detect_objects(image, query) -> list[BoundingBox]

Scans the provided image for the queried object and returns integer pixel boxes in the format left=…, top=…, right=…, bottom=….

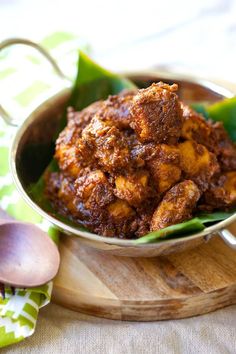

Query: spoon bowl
left=0, top=219, right=60, bottom=288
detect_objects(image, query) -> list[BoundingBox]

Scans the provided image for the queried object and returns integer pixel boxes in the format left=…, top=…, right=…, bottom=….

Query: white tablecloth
left=1, top=303, right=236, bottom=354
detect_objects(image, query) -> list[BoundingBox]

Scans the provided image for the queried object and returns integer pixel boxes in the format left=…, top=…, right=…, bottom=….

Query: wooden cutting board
left=52, top=231, right=236, bottom=321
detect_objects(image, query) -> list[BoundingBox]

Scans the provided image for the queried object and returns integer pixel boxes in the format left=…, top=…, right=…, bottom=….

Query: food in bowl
left=44, top=82, right=236, bottom=239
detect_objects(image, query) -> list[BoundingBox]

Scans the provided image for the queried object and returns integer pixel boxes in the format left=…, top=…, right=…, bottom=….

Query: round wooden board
left=52, top=228, right=236, bottom=321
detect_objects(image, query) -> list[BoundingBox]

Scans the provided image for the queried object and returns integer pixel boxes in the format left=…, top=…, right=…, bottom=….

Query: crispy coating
left=55, top=138, right=94, bottom=178
left=181, top=103, right=218, bottom=153
left=99, top=90, right=135, bottom=129
left=213, top=122, right=236, bottom=171
left=130, top=82, right=183, bottom=143
left=46, top=81, right=236, bottom=239
left=181, top=105, right=236, bottom=171
left=75, top=169, right=115, bottom=210
left=96, top=199, right=137, bottom=238
left=107, top=199, right=135, bottom=219
left=67, top=101, right=104, bottom=131
left=150, top=180, right=200, bottom=231
left=114, top=170, right=153, bottom=207
left=179, top=140, right=219, bottom=191
left=54, top=102, right=102, bottom=177
left=45, top=172, right=81, bottom=218
left=201, top=171, right=236, bottom=210
left=147, top=144, right=181, bottom=193
left=46, top=170, right=138, bottom=238
left=82, top=115, right=131, bottom=173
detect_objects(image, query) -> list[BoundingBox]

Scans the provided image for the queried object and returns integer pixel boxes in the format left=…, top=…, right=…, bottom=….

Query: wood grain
left=52, top=234, right=236, bottom=321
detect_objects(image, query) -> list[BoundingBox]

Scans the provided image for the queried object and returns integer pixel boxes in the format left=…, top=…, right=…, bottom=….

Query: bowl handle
left=0, top=38, right=70, bottom=126
left=218, top=229, right=236, bottom=249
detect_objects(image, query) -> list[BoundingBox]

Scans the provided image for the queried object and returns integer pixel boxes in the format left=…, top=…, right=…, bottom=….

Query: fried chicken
left=213, top=122, right=236, bottom=171
left=114, top=169, right=153, bottom=207
left=82, top=115, right=131, bottom=173
left=150, top=180, right=200, bottom=231
left=147, top=144, right=181, bottom=194
left=181, top=103, right=219, bottom=154
left=54, top=102, right=102, bottom=177
left=130, top=82, right=183, bottom=143
left=99, top=90, right=135, bottom=129
left=200, top=171, right=236, bottom=211
left=178, top=140, right=219, bottom=191
left=45, top=82, right=236, bottom=238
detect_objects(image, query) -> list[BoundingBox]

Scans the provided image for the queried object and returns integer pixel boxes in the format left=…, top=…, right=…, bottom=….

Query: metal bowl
left=10, top=75, right=236, bottom=256
left=2, top=39, right=236, bottom=257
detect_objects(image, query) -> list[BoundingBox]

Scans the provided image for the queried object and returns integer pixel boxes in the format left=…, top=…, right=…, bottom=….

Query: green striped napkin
left=0, top=32, right=88, bottom=348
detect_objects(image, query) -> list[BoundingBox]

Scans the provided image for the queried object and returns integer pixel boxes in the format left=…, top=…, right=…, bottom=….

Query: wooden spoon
left=0, top=209, right=60, bottom=289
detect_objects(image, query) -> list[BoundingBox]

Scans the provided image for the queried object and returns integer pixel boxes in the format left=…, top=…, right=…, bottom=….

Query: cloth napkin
left=0, top=32, right=88, bottom=348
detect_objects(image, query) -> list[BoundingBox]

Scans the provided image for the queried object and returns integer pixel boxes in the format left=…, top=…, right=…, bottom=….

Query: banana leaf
left=208, top=97, right=236, bottom=141
left=29, top=51, right=236, bottom=243
left=135, top=211, right=236, bottom=244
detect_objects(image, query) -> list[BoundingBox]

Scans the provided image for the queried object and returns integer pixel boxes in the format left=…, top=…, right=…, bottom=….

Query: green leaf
left=135, top=209, right=236, bottom=244
left=191, top=103, right=210, bottom=119
left=135, top=218, right=205, bottom=244
left=197, top=210, right=236, bottom=223
left=29, top=160, right=59, bottom=213
left=58, top=50, right=136, bottom=130
left=192, top=97, right=236, bottom=142
left=207, top=97, right=236, bottom=141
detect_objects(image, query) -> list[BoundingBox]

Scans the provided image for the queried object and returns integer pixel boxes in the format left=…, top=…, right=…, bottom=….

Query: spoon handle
left=0, top=283, right=16, bottom=299
left=0, top=283, right=5, bottom=298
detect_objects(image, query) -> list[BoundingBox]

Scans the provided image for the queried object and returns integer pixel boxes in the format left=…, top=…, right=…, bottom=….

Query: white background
left=0, top=0, right=236, bottom=82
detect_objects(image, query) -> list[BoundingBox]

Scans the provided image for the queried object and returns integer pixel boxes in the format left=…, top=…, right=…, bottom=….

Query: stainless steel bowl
left=2, top=39, right=236, bottom=257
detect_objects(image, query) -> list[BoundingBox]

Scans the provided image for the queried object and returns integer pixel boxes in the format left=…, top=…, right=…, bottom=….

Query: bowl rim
left=10, top=70, right=236, bottom=247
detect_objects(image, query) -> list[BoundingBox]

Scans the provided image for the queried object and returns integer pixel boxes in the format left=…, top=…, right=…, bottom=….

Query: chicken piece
left=114, top=170, right=153, bottom=207
left=179, top=140, right=219, bottom=191
left=150, top=180, right=201, bottom=231
left=45, top=171, right=136, bottom=238
left=57, top=176, right=79, bottom=216
left=82, top=115, right=131, bottom=173
left=130, top=82, right=183, bottom=143
left=55, top=138, right=94, bottom=178
left=108, top=199, right=135, bottom=219
left=213, top=122, right=236, bottom=171
left=67, top=101, right=104, bottom=131
left=54, top=102, right=102, bottom=177
left=134, top=208, right=155, bottom=237
left=45, top=172, right=81, bottom=218
left=147, top=144, right=181, bottom=193
left=55, top=144, right=79, bottom=177
left=181, top=104, right=236, bottom=170
left=201, top=171, right=236, bottom=210
left=75, top=169, right=115, bottom=210
left=181, top=103, right=218, bottom=153
left=99, top=90, right=135, bottom=129
left=74, top=170, right=141, bottom=237
left=129, top=135, right=157, bottom=168
left=55, top=119, right=82, bottom=177
left=87, top=198, right=137, bottom=238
